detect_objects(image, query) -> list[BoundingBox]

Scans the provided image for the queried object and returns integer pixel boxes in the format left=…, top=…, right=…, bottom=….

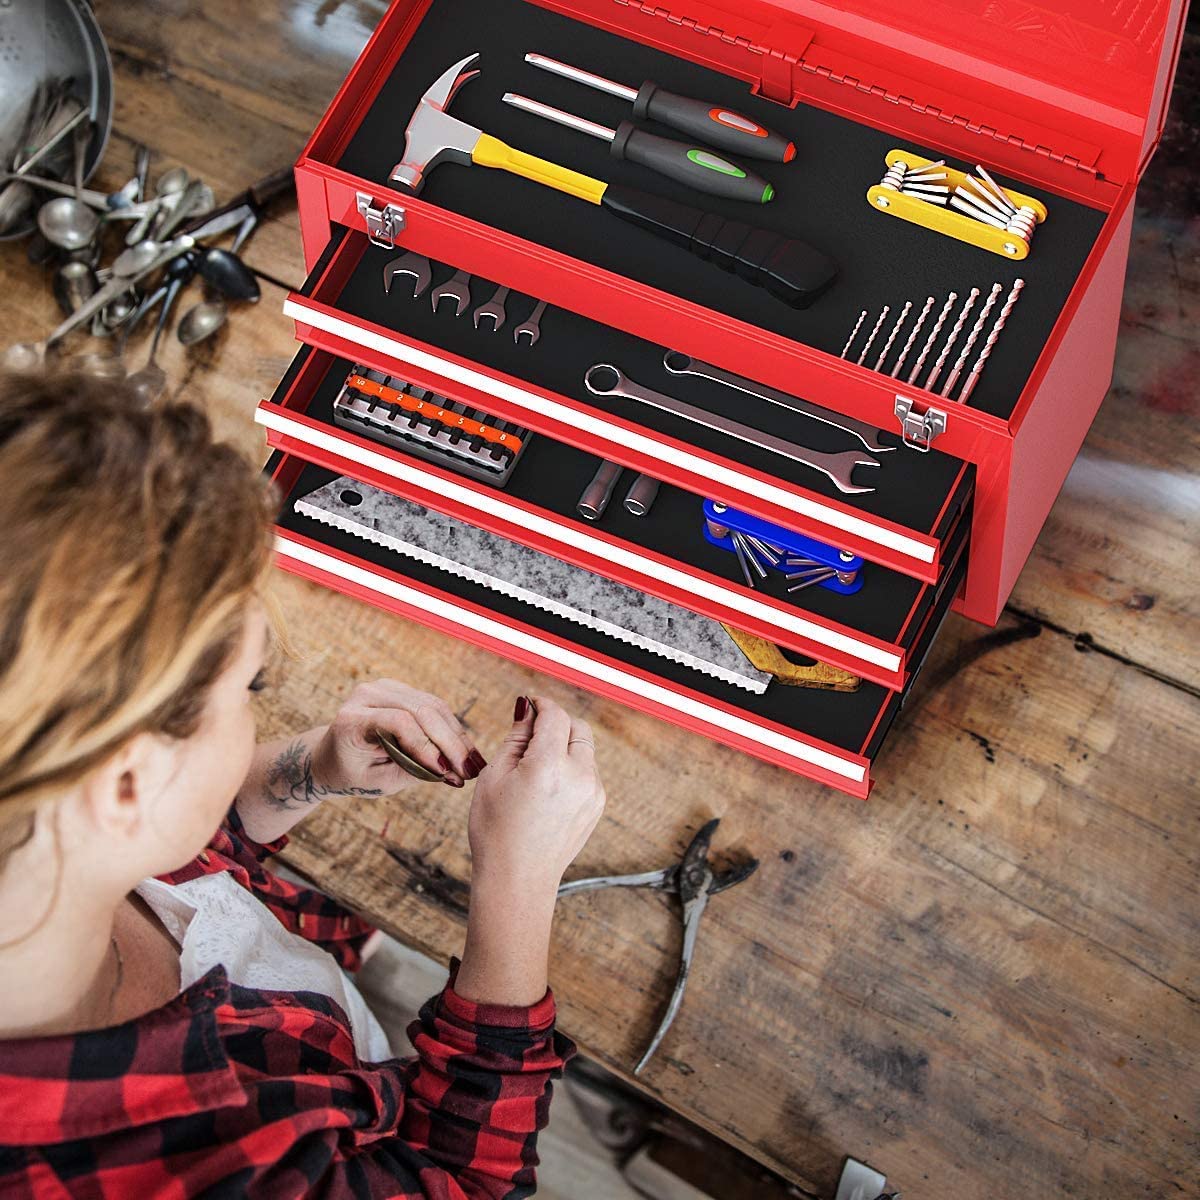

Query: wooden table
left=2, top=6, right=1196, bottom=1196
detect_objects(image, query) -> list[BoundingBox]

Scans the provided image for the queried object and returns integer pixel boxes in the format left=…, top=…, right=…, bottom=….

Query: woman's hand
left=468, top=694, right=606, bottom=892
left=314, top=678, right=486, bottom=794
left=236, top=680, right=483, bottom=845
left=454, top=695, right=606, bottom=1007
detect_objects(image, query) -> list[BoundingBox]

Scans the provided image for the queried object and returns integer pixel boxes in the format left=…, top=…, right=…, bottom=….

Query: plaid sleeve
left=399, top=961, right=576, bottom=1198
left=159, top=806, right=376, bottom=971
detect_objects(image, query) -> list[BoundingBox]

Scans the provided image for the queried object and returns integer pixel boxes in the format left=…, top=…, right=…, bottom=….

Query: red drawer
left=270, top=450, right=967, bottom=799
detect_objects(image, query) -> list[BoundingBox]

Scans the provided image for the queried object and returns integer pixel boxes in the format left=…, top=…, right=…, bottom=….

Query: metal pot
left=0, top=0, right=114, bottom=240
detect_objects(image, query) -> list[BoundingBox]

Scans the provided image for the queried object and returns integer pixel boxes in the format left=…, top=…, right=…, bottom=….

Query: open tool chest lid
left=568, top=0, right=1188, bottom=187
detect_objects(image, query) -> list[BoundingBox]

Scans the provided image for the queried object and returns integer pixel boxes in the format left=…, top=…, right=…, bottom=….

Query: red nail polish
left=438, top=754, right=452, bottom=772
left=514, top=696, right=529, bottom=721
left=468, top=750, right=487, bottom=774
left=444, top=775, right=465, bottom=788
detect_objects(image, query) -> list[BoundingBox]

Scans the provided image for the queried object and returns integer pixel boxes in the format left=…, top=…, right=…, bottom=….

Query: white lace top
left=136, top=872, right=394, bottom=1064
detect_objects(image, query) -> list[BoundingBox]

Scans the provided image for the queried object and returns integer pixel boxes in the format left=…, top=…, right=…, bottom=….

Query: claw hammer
left=389, top=53, right=837, bottom=308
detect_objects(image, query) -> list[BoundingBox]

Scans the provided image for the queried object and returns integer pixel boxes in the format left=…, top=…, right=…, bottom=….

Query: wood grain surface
left=2, top=4, right=1196, bottom=1197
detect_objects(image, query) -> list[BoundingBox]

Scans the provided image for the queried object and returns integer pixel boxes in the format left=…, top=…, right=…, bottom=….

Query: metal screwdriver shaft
left=524, top=53, right=796, bottom=162
left=958, top=279, right=1024, bottom=405
left=502, top=93, right=776, bottom=203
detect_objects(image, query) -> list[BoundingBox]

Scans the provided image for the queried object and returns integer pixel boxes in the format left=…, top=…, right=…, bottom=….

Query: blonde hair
left=0, top=371, right=278, bottom=855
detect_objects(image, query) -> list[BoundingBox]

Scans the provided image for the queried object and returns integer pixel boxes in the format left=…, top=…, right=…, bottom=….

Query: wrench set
left=840, top=279, right=1025, bottom=405
left=333, top=364, right=531, bottom=486
left=383, top=251, right=549, bottom=346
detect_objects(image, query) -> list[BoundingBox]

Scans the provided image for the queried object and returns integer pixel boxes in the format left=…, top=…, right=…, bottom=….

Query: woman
left=0, top=371, right=606, bottom=1198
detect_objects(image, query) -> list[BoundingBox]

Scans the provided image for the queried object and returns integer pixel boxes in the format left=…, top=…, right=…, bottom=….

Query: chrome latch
left=356, top=192, right=406, bottom=250
left=894, top=395, right=947, bottom=453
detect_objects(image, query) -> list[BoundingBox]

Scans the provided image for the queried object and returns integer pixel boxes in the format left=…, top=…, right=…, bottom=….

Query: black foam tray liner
left=312, top=233, right=975, bottom=547
left=335, top=0, right=1108, bottom=421
left=284, top=344, right=967, bottom=653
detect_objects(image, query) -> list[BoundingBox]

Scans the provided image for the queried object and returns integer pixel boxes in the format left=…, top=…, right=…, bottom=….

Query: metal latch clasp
left=356, top=192, right=406, bottom=249
left=894, top=395, right=946, bottom=453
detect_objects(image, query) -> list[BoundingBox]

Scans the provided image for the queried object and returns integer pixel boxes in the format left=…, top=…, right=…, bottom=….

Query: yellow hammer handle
left=472, top=133, right=607, bottom=205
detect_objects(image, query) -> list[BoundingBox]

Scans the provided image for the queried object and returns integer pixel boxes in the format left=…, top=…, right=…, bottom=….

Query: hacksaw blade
left=296, top=477, right=772, bottom=693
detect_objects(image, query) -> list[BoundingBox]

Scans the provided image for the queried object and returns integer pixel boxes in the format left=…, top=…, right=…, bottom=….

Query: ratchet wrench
left=584, top=366, right=879, bottom=495
left=662, top=350, right=894, bottom=453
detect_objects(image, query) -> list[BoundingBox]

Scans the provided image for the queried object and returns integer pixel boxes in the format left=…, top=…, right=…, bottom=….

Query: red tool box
left=259, top=0, right=1187, bottom=798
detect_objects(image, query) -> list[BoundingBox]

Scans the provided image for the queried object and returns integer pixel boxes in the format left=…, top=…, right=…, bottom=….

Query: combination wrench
left=584, top=366, right=879, bottom=495
left=662, top=350, right=894, bottom=453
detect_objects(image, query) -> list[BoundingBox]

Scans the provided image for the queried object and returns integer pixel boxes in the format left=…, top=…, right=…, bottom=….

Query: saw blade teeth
left=295, top=485, right=772, bottom=694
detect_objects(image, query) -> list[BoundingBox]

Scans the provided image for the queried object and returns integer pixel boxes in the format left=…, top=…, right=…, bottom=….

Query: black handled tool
left=600, top=184, right=836, bottom=307
left=502, top=92, right=775, bottom=204
left=391, top=54, right=837, bottom=308
left=526, top=52, right=796, bottom=163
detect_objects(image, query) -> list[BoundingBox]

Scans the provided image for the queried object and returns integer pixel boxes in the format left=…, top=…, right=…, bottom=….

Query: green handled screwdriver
left=525, top=52, right=796, bottom=164
left=503, top=92, right=775, bottom=204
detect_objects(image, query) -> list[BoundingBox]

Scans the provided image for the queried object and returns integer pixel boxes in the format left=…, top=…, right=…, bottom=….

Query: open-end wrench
left=513, top=299, right=547, bottom=346
left=432, top=268, right=472, bottom=315
left=584, top=365, right=879, bottom=495
left=384, top=251, right=432, bottom=298
left=662, top=350, right=894, bottom=454
left=473, top=284, right=510, bottom=330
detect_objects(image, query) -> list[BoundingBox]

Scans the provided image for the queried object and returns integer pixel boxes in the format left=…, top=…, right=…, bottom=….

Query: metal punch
left=558, top=818, right=757, bottom=1074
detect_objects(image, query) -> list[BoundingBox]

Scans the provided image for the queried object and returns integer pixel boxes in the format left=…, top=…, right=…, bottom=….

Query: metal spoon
left=36, top=122, right=99, bottom=251
left=176, top=297, right=228, bottom=346
left=0, top=180, right=35, bottom=236
left=199, top=246, right=260, bottom=302
left=126, top=252, right=196, bottom=398
left=53, top=260, right=99, bottom=316
left=126, top=166, right=187, bottom=246
left=2, top=235, right=196, bottom=368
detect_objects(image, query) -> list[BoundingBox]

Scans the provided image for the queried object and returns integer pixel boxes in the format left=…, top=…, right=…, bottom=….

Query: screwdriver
left=525, top=52, right=796, bottom=164
left=502, top=92, right=775, bottom=204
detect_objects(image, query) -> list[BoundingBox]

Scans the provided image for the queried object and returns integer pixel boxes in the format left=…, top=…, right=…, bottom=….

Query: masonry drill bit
left=840, top=309, right=867, bottom=359
left=925, top=288, right=978, bottom=392
left=891, top=296, right=934, bottom=378
left=958, top=279, right=1025, bottom=405
left=857, top=306, right=890, bottom=366
left=942, top=282, right=1003, bottom=396
left=907, top=292, right=956, bottom=386
left=874, top=301, right=912, bottom=372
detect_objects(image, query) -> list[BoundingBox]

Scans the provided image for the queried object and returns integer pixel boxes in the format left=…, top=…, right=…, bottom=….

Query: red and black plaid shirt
left=0, top=809, right=575, bottom=1198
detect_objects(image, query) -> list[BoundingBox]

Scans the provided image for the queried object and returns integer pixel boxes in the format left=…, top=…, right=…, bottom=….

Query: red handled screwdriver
left=502, top=92, right=776, bottom=204
left=525, top=52, right=796, bottom=164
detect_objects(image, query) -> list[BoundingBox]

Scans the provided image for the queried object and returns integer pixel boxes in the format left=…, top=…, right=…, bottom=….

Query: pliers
left=558, top=818, right=758, bottom=1074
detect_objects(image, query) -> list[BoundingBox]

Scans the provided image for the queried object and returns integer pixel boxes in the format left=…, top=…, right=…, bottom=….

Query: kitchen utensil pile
left=1, top=88, right=291, bottom=402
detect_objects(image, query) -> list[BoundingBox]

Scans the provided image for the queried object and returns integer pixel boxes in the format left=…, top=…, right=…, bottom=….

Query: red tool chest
left=260, top=0, right=1187, bottom=798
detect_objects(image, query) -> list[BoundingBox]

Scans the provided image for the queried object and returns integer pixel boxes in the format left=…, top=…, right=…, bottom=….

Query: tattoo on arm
left=263, top=741, right=383, bottom=810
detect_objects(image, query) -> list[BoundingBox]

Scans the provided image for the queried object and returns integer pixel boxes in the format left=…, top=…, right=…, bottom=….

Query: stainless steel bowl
left=0, top=0, right=114, bottom=239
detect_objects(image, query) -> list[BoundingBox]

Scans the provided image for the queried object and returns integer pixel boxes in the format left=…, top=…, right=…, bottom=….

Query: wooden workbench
left=2, top=5, right=1196, bottom=1196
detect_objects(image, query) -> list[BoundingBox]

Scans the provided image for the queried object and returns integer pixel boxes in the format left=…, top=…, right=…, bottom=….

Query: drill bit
left=925, top=288, right=979, bottom=392
left=874, top=301, right=912, bottom=373
left=958, top=279, right=1025, bottom=405
left=840, top=309, right=867, bottom=360
left=942, top=282, right=1003, bottom=397
left=857, top=306, right=890, bottom=366
left=891, top=296, right=935, bottom=378
left=907, top=292, right=957, bottom=386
